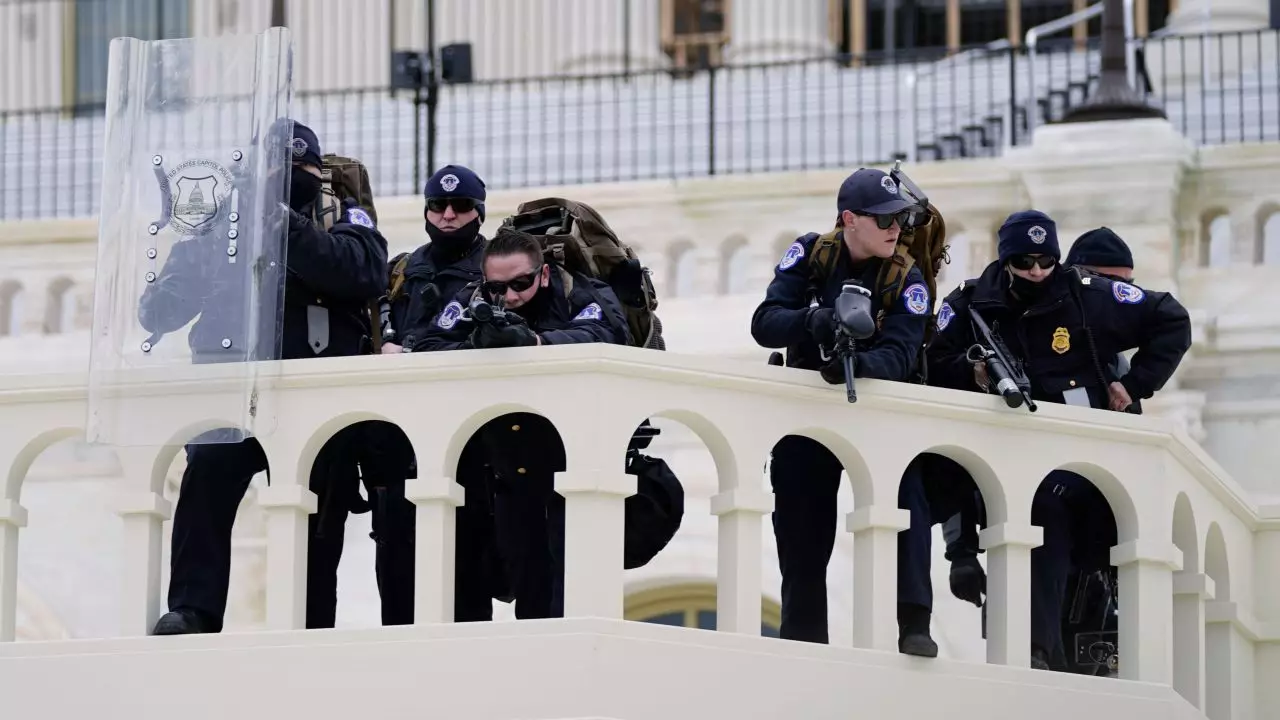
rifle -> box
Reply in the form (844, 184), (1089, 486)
(965, 308), (1037, 412)
(825, 283), (877, 403)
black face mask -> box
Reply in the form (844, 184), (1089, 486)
(1008, 271), (1051, 304)
(426, 217), (482, 257)
(511, 281), (550, 324)
(289, 169), (322, 211)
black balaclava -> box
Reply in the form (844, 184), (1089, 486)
(423, 164), (487, 257)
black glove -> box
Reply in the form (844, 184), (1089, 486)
(949, 556), (986, 607)
(470, 318), (540, 349)
(805, 307), (836, 346)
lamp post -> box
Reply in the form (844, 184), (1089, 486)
(1060, 0), (1167, 122)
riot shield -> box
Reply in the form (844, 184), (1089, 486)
(86, 28), (294, 448)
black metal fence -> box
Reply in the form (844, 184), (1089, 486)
(1, 0), (1278, 220)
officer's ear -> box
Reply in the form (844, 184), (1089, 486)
(539, 264), (551, 288)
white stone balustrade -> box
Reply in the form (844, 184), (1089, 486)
(0, 342), (1277, 718)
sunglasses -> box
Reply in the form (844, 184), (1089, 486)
(426, 197), (478, 214)
(1009, 255), (1058, 271)
(482, 266), (542, 297)
(856, 210), (911, 230)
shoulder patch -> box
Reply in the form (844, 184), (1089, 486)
(1111, 281), (1145, 305)
(346, 207), (375, 228)
(573, 302), (603, 321)
(902, 282), (930, 316)
(936, 302), (955, 331)
(436, 300), (464, 330)
(778, 241), (805, 271)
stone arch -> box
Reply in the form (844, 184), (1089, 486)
(5, 427), (83, 503)
(1199, 209), (1232, 268)
(291, 410), (404, 488)
(43, 276), (75, 334)
(717, 235), (750, 295)
(905, 444), (1007, 528)
(440, 402), (560, 481)
(1049, 460), (1139, 543)
(666, 240), (696, 298)
(1256, 203), (1280, 265)
(0, 280), (23, 336)
(146, 419), (260, 495)
(1203, 522), (1230, 601)
(618, 407), (737, 495)
(767, 426), (871, 502)
(1172, 492), (1198, 573)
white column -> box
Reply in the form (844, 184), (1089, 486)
(557, 470), (635, 618)
(847, 505), (910, 651)
(1172, 570), (1215, 709)
(710, 485), (773, 635)
(256, 480), (317, 631)
(981, 522), (1042, 667)
(115, 491), (172, 637)
(405, 476), (466, 624)
(0, 499), (27, 642)
(1166, 0), (1270, 33)
(1112, 539), (1181, 683)
(726, 0), (829, 64)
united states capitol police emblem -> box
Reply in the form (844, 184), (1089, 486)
(437, 301), (464, 330)
(574, 303), (603, 321)
(936, 302), (955, 331)
(880, 176), (897, 194)
(778, 241), (805, 271)
(1111, 281), (1145, 304)
(902, 282), (930, 315)
(1051, 326), (1071, 355)
(166, 159), (234, 236)
(1028, 226), (1048, 245)
(440, 173), (460, 192)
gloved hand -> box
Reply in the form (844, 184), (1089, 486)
(805, 307), (836, 346)
(949, 556), (986, 607)
(470, 318), (540, 349)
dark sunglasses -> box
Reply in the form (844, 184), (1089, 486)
(426, 197), (478, 214)
(482, 266), (542, 296)
(1009, 255), (1058, 271)
(856, 210), (910, 230)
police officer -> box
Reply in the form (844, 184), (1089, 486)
(313, 165), (497, 628)
(144, 120), (389, 635)
(750, 168), (931, 649)
(1066, 227), (1142, 415)
(418, 225), (630, 618)
(926, 210), (1192, 668)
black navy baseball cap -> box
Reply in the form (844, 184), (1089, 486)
(837, 168), (912, 216)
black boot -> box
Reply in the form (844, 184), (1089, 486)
(897, 602), (939, 658)
(1031, 644), (1052, 670)
(152, 608), (216, 636)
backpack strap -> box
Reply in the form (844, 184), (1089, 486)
(875, 236), (918, 310)
(806, 228), (842, 294)
(386, 252), (412, 303)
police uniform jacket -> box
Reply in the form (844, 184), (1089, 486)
(139, 201), (388, 362)
(928, 260), (1192, 408)
(391, 238), (485, 351)
(416, 265), (632, 352)
(750, 231), (931, 382)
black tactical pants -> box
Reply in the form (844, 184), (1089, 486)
(769, 434), (844, 643)
(310, 423), (496, 627)
(166, 429), (351, 631)
(1031, 470), (1117, 664)
(897, 452), (982, 611)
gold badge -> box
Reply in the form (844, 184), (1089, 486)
(1051, 327), (1071, 355)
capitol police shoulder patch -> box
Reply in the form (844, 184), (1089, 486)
(574, 302), (603, 321)
(436, 301), (464, 330)
(346, 207), (375, 228)
(902, 282), (930, 316)
(778, 241), (805, 271)
(936, 302), (955, 331)
(1111, 281), (1145, 305)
